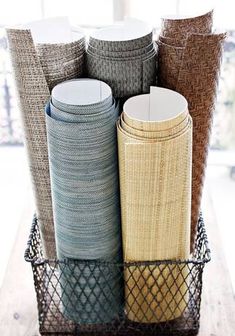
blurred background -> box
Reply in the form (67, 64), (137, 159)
(0, 0), (234, 292)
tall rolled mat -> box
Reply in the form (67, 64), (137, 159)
(117, 87), (192, 323)
(45, 79), (122, 324)
(157, 10), (213, 90)
(161, 10), (213, 40)
(157, 42), (184, 90)
(6, 28), (55, 258)
(157, 12), (226, 249)
(7, 21), (86, 258)
(174, 33), (226, 251)
(86, 18), (157, 99)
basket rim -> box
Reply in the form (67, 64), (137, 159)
(24, 214), (211, 266)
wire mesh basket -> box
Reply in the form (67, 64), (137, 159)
(25, 215), (210, 335)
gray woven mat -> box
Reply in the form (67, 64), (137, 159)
(86, 23), (157, 99)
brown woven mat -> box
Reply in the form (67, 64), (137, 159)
(157, 41), (184, 90)
(157, 11), (226, 249)
(161, 10), (213, 39)
(175, 33), (226, 248)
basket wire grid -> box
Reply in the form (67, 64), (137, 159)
(25, 215), (210, 336)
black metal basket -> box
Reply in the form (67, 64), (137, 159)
(25, 215), (210, 336)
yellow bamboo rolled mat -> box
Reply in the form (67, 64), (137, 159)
(157, 10), (226, 250)
(117, 87), (192, 323)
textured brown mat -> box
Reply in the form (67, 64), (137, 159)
(157, 11), (226, 249)
(161, 10), (213, 39)
(157, 41), (184, 90)
(175, 33), (226, 248)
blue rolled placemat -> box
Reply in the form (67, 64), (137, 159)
(45, 78), (123, 324)
(59, 256), (123, 324)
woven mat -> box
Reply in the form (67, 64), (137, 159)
(125, 264), (188, 323)
(7, 28), (86, 258)
(86, 21), (157, 99)
(157, 11), (226, 249)
(46, 79), (122, 324)
(7, 29), (56, 258)
(161, 10), (213, 39)
(117, 87), (192, 322)
(36, 38), (85, 90)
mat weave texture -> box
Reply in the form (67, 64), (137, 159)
(7, 28), (86, 258)
(161, 10), (213, 39)
(45, 79), (122, 324)
(117, 88), (192, 322)
(86, 27), (157, 99)
(157, 11), (226, 249)
(7, 29), (55, 258)
(36, 38), (85, 90)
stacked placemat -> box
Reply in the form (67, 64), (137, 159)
(157, 10), (226, 248)
(86, 19), (157, 99)
(45, 78), (122, 324)
(117, 87), (192, 322)
(7, 18), (86, 258)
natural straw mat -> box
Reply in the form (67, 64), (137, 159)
(117, 87), (192, 322)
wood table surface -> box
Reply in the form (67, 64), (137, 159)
(0, 189), (234, 336)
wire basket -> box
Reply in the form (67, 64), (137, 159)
(25, 215), (210, 336)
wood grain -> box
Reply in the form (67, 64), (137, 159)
(0, 199), (39, 336)
(199, 189), (235, 335)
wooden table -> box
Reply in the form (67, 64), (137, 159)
(0, 189), (234, 336)
(200, 191), (235, 335)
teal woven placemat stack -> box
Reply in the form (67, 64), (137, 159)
(45, 78), (123, 324)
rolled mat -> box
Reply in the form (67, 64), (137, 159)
(157, 10), (213, 90)
(45, 78), (122, 324)
(36, 39), (85, 91)
(6, 20), (86, 258)
(30, 18), (85, 91)
(117, 86), (192, 322)
(7, 28), (55, 258)
(157, 11), (226, 249)
(86, 18), (157, 99)
(161, 10), (213, 39)
(176, 33), (226, 250)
